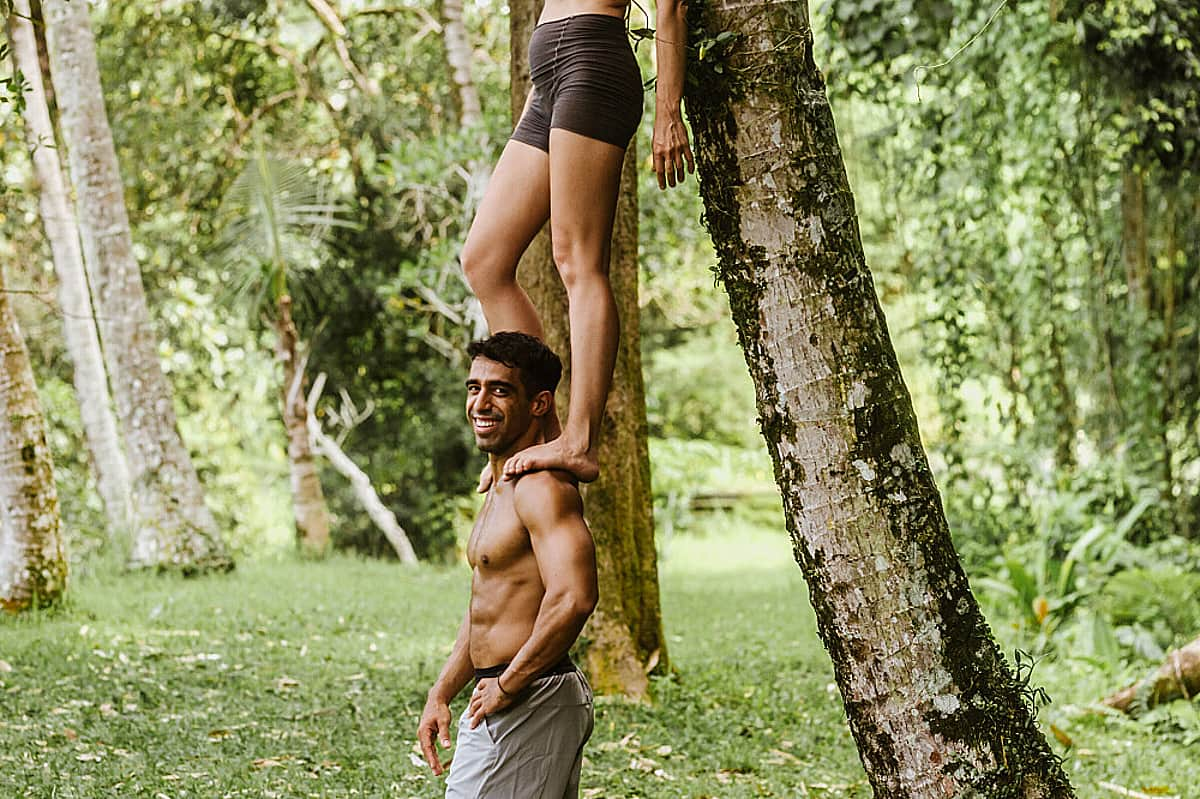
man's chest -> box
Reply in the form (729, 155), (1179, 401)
(467, 493), (531, 569)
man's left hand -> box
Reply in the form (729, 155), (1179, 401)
(467, 678), (516, 728)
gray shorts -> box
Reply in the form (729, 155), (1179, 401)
(445, 670), (594, 799)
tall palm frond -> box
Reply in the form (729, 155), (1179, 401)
(216, 142), (355, 315)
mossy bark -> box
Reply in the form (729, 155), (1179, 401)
(42, 0), (232, 573)
(9, 0), (132, 538)
(510, 0), (667, 699)
(684, 0), (1076, 795)
(0, 265), (67, 612)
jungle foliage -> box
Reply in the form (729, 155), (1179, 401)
(1, 0), (1196, 675)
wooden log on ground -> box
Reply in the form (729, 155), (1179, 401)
(1101, 635), (1200, 713)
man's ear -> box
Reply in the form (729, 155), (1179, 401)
(530, 389), (554, 418)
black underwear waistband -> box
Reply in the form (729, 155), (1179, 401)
(475, 655), (576, 681)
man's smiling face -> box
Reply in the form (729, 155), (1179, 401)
(465, 356), (535, 454)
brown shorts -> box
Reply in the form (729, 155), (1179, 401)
(512, 14), (644, 152)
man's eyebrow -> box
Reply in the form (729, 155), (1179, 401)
(464, 378), (518, 390)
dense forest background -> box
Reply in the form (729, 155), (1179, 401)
(2, 0), (1197, 687)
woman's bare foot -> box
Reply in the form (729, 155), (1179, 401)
(502, 438), (599, 483)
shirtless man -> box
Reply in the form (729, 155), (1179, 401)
(418, 332), (599, 798)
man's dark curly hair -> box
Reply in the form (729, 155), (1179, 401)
(467, 332), (562, 397)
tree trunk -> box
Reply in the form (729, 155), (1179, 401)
(1120, 162), (1151, 312)
(41, 0), (232, 573)
(276, 296), (331, 557)
(0, 264), (67, 612)
(510, 0), (668, 699)
(440, 0), (482, 128)
(306, 374), (417, 564)
(684, 3), (1075, 796)
(9, 0), (133, 537)
(1101, 635), (1200, 714)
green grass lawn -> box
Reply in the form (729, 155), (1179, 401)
(1, 526), (1195, 798)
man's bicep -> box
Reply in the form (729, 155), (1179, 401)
(520, 483), (596, 596)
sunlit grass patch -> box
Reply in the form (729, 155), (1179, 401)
(1, 530), (1197, 797)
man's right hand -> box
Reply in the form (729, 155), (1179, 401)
(417, 696), (453, 776)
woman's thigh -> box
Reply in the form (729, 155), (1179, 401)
(463, 139), (551, 277)
(547, 128), (626, 270)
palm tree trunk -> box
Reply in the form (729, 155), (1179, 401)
(684, 1), (1075, 794)
(9, 0), (132, 536)
(276, 296), (331, 556)
(511, 0), (668, 700)
(0, 264), (67, 612)
(41, 0), (231, 572)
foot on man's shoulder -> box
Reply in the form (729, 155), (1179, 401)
(503, 440), (599, 484)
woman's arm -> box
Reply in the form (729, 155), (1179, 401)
(653, 0), (694, 189)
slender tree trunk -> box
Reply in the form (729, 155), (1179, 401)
(511, 0), (668, 699)
(0, 265), (67, 612)
(441, 0), (489, 333)
(276, 296), (331, 557)
(1120, 162), (1151, 312)
(9, 0), (132, 536)
(440, 0), (482, 128)
(41, 0), (231, 572)
(685, 2), (1075, 795)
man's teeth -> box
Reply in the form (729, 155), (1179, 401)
(475, 418), (498, 429)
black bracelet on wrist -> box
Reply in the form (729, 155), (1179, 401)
(496, 673), (517, 698)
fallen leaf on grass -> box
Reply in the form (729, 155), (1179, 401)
(75, 752), (102, 762)
(0, 660), (12, 673)
(207, 729), (234, 741)
(1049, 724), (1072, 748)
(764, 748), (803, 766)
(252, 755), (295, 769)
(63, 728), (78, 741)
(273, 676), (301, 691)
(1098, 782), (1179, 799)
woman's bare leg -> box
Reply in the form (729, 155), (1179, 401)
(502, 128), (626, 483)
(461, 139), (551, 337)
(462, 139), (553, 491)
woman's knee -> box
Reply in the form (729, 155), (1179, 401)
(461, 243), (515, 297)
(551, 238), (608, 291)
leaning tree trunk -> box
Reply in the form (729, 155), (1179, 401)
(685, 2), (1075, 796)
(0, 264), (67, 612)
(511, 0), (668, 699)
(276, 296), (331, 557)
(9, 0), (132, 536)
(42, 0), (231, 572)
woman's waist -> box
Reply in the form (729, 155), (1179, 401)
(536, 0), (629, 27)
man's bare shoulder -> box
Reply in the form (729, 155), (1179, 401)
(511, 470), (583, 523)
